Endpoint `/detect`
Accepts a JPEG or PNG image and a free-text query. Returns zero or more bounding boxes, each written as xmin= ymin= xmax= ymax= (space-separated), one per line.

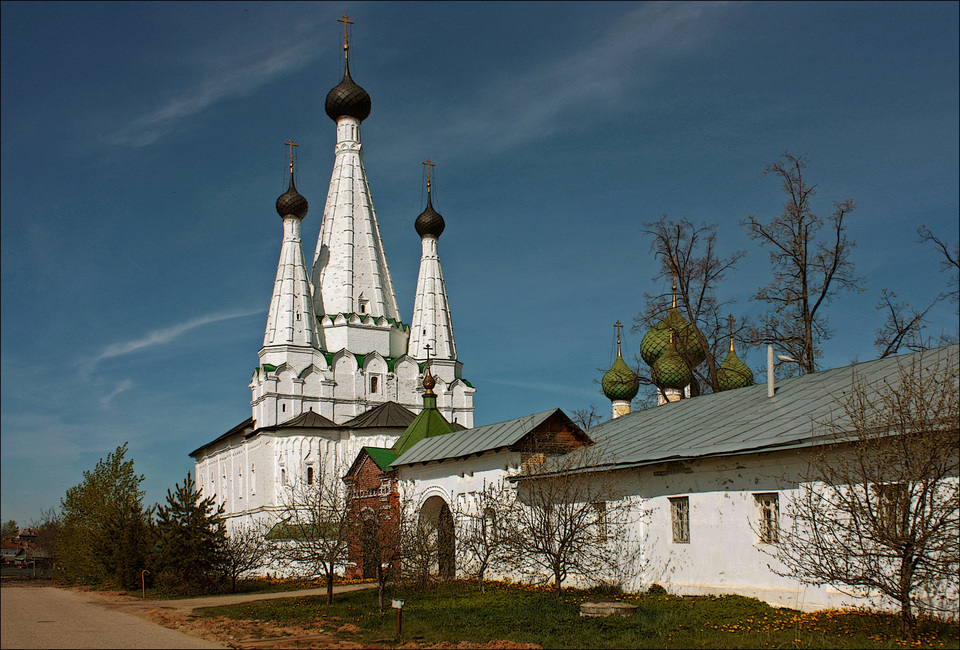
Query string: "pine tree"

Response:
xmin=152 ymin=473 xmax=227 ymax=595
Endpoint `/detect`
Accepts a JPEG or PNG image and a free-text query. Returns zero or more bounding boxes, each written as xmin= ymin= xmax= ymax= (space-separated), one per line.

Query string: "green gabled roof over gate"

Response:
xmin=390 ymin=395 xmax=456 ymax=458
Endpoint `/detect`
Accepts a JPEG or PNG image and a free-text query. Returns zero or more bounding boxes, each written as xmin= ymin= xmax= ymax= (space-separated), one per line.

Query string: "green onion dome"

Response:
xmin=717 ymin=344 xmax=754 ymax=391
xmin=640 ymin=307 xmax=706 ymax=369
xmin=602 ymin=354 xmax=640 ymax=401
xmin=651 ymin=337 xmax=693 ymax=390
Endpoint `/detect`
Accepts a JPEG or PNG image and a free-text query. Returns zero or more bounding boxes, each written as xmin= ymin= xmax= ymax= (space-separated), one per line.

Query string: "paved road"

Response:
xmin=0 ymin=582 xmax=375 ymax=649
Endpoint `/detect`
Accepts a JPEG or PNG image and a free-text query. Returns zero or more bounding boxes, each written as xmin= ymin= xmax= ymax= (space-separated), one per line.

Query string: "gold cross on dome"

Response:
xmin=284 ymin=139 xmax=298 ymax=172
xmin=338 ymin=14 xmax=353 ymax=54
xmin=615 ymin=320 xmax=623 ymax=356
xmin=423 ymin=159 xmax=435 ymax=192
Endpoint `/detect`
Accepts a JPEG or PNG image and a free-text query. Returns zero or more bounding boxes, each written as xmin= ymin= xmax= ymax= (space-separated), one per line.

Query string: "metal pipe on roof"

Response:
xmin=767 ymin=345 xmax=775 ymax=398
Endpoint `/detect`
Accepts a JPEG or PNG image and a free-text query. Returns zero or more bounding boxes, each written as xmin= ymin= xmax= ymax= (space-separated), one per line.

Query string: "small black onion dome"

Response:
xmin=415 ymin=194 xmax=445 ymax=238
xmin=276 ymin=173 xmax=309 ymax=219
xmin=325 ymin=60 xmax=371 ymax=122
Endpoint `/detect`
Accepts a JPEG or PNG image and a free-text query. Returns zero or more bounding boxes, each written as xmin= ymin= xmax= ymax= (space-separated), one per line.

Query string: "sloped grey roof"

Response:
xmin=190 ymin=417 xmax=254 ymax=458
xmin=575 ymin=344 xmax=959 ymax=472
xmin=392 ymin=409 xmax=563 ymax=468
xmin=276 ymin=409 xmax=338 ymax=429
xmin=341 ymin=401 xmax=417 ymax=429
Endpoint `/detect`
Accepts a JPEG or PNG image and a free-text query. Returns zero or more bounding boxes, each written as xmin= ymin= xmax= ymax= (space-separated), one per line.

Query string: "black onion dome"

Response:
xmin=324 ymin=60 xmax=371 ymax=122
xmin=276 ymin=173 xmax=309 ymax=220
xmin=415 ymin=194 xmax=445 ymax=238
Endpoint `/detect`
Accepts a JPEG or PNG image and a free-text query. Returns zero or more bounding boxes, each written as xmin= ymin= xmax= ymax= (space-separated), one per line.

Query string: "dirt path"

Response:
xmin=37 ymin=583 xmax=540 ymax=650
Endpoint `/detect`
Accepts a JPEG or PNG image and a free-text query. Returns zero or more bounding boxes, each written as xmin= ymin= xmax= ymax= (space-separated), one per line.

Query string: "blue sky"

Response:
xmin=2 ymin=1 xmax=957 ymax=526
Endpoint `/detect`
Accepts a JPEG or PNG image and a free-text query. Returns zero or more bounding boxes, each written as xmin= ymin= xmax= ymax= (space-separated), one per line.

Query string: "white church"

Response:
xmin=191 ymin=25 xmax=958 ymax=618
xmin=191 ymin=33 xmax=474 ymax=528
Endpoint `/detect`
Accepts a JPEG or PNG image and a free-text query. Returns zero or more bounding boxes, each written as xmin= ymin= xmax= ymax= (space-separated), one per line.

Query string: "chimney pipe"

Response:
xmin=767 ymin=344 xmax=775 ymax=398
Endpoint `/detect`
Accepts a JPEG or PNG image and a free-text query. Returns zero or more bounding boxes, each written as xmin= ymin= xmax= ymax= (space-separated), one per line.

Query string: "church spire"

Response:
xmin=409 ymin=160 xmax=457 ymax=361
xmin=313 ymin=17 xmax=404 ymax=356
xmin=263 ymin=141 xmax=320 ymax=349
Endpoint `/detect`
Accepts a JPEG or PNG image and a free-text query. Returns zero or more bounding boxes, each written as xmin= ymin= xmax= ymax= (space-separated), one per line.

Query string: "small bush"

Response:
xmin=646 ymin=583 xmax=667 ymax=596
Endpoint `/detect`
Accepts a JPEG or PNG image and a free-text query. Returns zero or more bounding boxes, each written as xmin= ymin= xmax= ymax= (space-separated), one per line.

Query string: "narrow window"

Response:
xmin=670 ymin=496 xmax=690 ymax=543
xmin=875 ymin=483 xmax=907 ymax=537
xmin=307 ymin=466 xmax=314 ymax=485
xmin=593 ymin=502 xmax=608 ymax=543
xmin=483 ymin=507 xmax=498 ymax=542
xmin=370 ymin=375 xmax=379 ymax=393
xmin=281 ymin=468 xmax=286 ymax=485
xmin=755 ymin=493 xmax=779 ymax=544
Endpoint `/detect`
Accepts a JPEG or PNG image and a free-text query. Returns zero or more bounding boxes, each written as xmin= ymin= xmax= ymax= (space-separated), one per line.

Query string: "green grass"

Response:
xmin=193 ymin=580 xmax=960 ymax=649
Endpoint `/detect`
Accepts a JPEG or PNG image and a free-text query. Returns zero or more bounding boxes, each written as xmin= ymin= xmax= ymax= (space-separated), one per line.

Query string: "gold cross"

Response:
xmin=423 ymin=159 xmax=435 ymax=192
xmin=284 ymin=139 xmax=298 ymax=172
xmin=338 ymin=14 xmax=353 ymax=54
xmin=424 ymin=343 xmax=433 ymax=363
xmin=615 ymin=320 xmax=623 ymax=356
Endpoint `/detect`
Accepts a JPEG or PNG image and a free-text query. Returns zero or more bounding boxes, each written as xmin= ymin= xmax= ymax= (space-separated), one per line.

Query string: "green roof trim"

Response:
xmin=365 ymin=447 xmax=398 ymax=472
xmin=262 ymin=363 xmax=277 ymax=372
xmin=266 ymin=521 xmax=342 ymax=540
xmin=390 ymin=395 xmax=455 ymax=458
xmin=462 ymin=379 xmax=473 ymax=388
xmin=323 ymin=352 xmax=334 ymax=365
xmin=387 ymin=357 xmax=399 ymax=372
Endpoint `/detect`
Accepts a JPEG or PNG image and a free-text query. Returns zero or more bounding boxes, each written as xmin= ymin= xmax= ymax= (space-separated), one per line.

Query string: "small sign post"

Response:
xmin=392 ymin=599 xmax=404 ymax=637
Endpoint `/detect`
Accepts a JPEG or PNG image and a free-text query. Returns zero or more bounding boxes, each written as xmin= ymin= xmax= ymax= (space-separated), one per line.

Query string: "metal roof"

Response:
xmin=340 ymin=401 xmax=417 ymax=429
xmin=575 ymin=344 xmax=959 ymax=472
xmin=275 ymin=409 xmax=338 ymax=429
xmin=391 ymin=409 xmax=564 ymax=468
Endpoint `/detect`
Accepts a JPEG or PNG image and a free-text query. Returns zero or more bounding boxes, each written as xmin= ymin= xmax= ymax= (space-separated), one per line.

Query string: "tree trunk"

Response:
xmin=899 ymin=585 xmax=915 ymax=641
xmin=326 ymin=570 xmax=334 ymax=605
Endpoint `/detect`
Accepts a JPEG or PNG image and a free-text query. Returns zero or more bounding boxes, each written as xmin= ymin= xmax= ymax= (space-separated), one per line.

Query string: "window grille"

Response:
xmin=593 ymin=502 xmax=608 ymax=543
xmin=874 ymin=483 xmax=907 ymax=537
xmin=755 ymin=493 xmax=779 ymax=544
xmin=670 ymin=496 xmax=690 ymax=543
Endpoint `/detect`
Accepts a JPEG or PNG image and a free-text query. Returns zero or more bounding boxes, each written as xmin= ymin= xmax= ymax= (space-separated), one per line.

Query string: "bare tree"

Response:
xmin=634 ymin=216 xmax=746 ymax=395
xmin=502 ymin=447 xmax=642 ymax=596
xmin=221 ymin=521 xmax=270 ymax=592
xmin=743 ymin=153 xmax=862 ymax=374
xmin=570 ymin=405 xmax=604 ymax=431
xmin=873 ymin=290 xmax=945 ymax=359
xmin=269 ymin=462 xmax=353 ymax=605
xmin=29 ymin=508 xmax=61 ymax=572
xmin=917 ymin=225 xmax=959 ymax=311
xmin=453 ymin=479 xmax=516 ymax=593
xmin=774 ymin=349 xmax=959 ymax=641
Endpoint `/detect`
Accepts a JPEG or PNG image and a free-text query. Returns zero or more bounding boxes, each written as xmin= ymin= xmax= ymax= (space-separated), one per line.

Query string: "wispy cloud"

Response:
xmin=91 ymin=308 xmax=262 ymax=366
xmin=100 ymin=379 xmax=133 ymax=407
xmin=108 ymin=39 xmax=317 ymax=147
xmin=424 ymin=2 xmax=736 ymax=157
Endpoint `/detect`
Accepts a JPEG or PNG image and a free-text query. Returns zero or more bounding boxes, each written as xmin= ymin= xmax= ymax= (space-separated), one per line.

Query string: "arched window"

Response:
xmin=370 ymin=375 xmax=379 ymax=393
xmin=307 ymin=466 xmax=315 ymax=485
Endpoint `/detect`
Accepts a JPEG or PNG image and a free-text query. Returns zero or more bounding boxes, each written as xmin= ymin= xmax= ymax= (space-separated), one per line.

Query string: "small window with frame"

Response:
xmin=755 ymin=493 xmax=779 ymax=544
xmin=669 ymin=496 xmax=690 ymax=544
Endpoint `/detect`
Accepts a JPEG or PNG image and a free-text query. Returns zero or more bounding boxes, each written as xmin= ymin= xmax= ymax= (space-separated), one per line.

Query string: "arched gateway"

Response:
xmin=419 ymin=495 xmax=455 ymax=580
